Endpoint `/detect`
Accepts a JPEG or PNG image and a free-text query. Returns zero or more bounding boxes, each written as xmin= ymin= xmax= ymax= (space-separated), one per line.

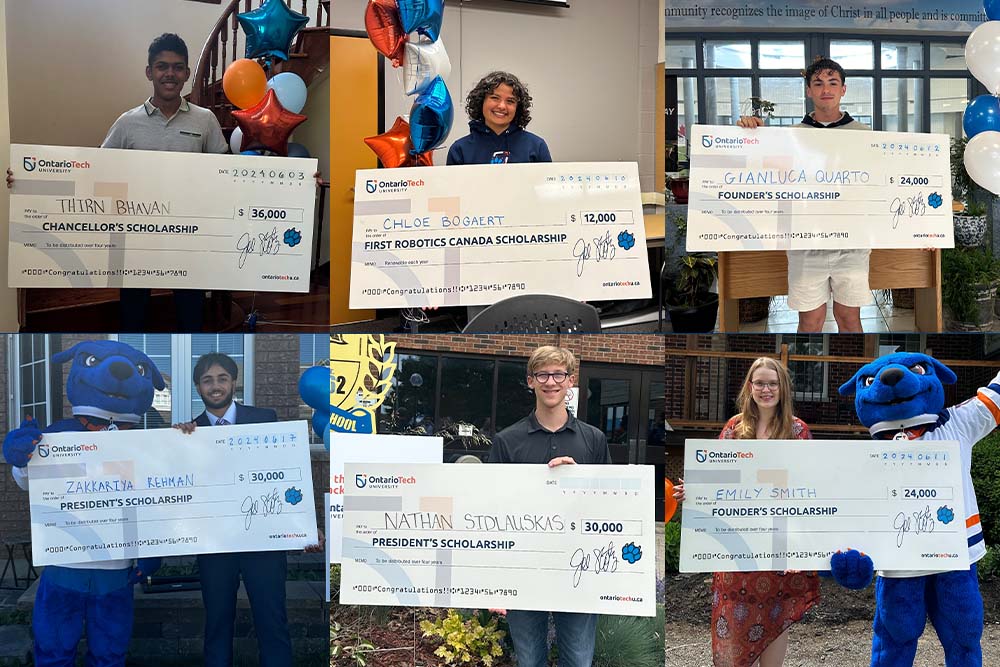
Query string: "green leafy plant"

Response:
xmin=330 ymin=620 xmax=375 ymax=667
xmin=420 ymin=609 xmax=506 ymax=666
xmin=664 ymin=520 xmax=681 ymax=574
xmin=967 ymin=200 xmax=989 ymax=217
xmin=952 ymin=136 xmax=973 ymax=202
xmin=972 ymin=430 xmax=1000 ymax=551
xmin=978 ymin=546 xmax=1000 ymax=581
xmin=591 ymin=606 xmax=666 ymax=667
xmin=666 ymin=215 xmax=718 ymax=308
xmin=942 ymin=247 xmax=1000 ymax=325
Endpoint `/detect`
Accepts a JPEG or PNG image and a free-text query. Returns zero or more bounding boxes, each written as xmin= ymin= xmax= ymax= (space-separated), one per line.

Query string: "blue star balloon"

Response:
xmin=238 ymin=0 xmax=309 ymax=61
xmin=409 ymin=76 xmax=453 ymax=154
xmin=397 ymin=0 xmax=444 ymax=42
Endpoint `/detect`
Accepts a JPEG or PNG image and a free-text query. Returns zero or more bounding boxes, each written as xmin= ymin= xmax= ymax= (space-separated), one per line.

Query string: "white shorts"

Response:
xmin=786 ymin=249 xmax=872 ymax=311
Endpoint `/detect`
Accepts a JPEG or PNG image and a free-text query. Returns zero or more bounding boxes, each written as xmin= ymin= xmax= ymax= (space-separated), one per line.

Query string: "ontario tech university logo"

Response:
xmin=355 ymin=474 xmax=367 ymax=489
xmin=23 ymin=157 xmax=36 ymax=172
xmin=695 ymin=449 xmax=754 ymax=464
xmin=366 ymin=179 xmax=377 ymax=194
xmin=695 ymin=449 xmax=708 ymax=463
xmin=701 ymin=135 xmax=713 ymax=149
xmin=37 ymin=444 xmax=49 ymax=458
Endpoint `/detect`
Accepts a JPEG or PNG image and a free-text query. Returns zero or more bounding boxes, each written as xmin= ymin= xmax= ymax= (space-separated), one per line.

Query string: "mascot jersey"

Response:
xmin=867 ymin=384 xmax=998 ymax=575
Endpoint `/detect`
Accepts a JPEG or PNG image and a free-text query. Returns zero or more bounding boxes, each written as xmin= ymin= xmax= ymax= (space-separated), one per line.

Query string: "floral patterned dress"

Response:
xmin=711 ymin=415 xmax=821 ymax=667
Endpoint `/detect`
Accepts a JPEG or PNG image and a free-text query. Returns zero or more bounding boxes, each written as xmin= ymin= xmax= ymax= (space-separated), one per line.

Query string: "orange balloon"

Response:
xmin=664 ymin=479 xmax=677 ymax=523
xmin=223 ymin=58 xmax=267 ymax=109
xmin=364 ymin=116 xmax=413 ymax=168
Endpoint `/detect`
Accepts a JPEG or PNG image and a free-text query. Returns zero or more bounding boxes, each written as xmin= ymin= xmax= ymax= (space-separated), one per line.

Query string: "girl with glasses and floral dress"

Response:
xmin=673 ymin=357 xmax=819 ymax=667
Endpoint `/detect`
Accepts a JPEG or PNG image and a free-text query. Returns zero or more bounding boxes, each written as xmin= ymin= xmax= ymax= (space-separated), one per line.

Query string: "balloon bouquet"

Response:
xmin=962 ymin=2 xmax=1000 ymax=195
xmin=363 ymin=0 xmax=454 ymax=167
xmin=222 ymin=0 xmax=313 ymax=158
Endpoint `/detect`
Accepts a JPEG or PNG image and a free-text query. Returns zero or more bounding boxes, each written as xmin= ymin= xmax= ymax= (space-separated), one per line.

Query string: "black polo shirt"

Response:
xmin=489 ymin=411 xmax=612 ymax=464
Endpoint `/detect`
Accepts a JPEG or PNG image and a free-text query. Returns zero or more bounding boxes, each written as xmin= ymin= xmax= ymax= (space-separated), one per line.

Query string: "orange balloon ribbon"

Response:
xmin=365 ymin=0 xmax=407 ymax=66
xmin=664 ymin=478 xmax=677 ymax=523
xmin=232 ymin=89 xmax=307 ymax=156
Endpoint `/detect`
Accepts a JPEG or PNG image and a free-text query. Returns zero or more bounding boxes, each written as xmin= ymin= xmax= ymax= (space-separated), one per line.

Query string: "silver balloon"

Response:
xmin=964 ymin=130 xmax=1000 ymax=195
xmin=402 ymin=38 xmax=452 ymax=96
xmin=966 ymin=21 xmax=1000 ymax=95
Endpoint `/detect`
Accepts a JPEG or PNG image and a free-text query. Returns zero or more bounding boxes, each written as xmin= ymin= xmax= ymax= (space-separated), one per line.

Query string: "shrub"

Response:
xmin=978 ymin=545 xmax=1000 ymax=581
xmin=420 ymin=609 xmax=505 ymax=666
xmin=664 ymin=520 xmax=681 ymax=574
xmin=972 ymin=431 xmax=1000 ymax=547
xmin=592 ymin=606 xmax=665 ymax=667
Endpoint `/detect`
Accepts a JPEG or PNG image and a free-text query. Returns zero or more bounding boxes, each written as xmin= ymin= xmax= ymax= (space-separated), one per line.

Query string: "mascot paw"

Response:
xmin=129 ymin=557 xmax=162 ymax=586
xmin=830 ymin=548 xmax=874 ymax=590
xmin=2 ymin=416 xmax=42 ymax=468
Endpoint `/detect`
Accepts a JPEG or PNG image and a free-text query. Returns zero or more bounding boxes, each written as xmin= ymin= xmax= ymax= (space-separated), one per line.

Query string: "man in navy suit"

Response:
xmin=175 ymin=352 xmax=291 ymax=667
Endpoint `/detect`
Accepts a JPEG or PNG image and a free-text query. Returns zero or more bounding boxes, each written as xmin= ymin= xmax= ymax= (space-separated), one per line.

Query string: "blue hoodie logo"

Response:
xmin=490 ymin=151 xmax=510 ymax=164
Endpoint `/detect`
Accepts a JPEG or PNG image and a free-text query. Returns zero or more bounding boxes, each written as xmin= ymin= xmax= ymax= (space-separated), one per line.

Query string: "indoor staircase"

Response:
xmin=189 ymin=0 xmax=331 ymax=133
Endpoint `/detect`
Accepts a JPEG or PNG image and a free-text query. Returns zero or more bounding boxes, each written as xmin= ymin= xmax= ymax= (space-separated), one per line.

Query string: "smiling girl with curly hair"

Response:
xmin=446 ymin=71 xmax=551 ymax=165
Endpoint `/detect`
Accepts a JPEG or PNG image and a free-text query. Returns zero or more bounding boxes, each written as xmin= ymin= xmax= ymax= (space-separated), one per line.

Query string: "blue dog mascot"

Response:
xmin=834 ymin=352 xmax=998 ymax=667
xmin=3 ymin=340 xmax=166 ymax=667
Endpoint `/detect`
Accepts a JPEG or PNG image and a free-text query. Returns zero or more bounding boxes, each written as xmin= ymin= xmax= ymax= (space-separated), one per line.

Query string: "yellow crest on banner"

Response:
xmin=329 ymin=334 xmax=396 ymax=434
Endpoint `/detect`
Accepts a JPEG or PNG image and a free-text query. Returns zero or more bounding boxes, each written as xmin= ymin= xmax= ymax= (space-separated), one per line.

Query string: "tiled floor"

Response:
xmin=735 ymin=292 xmax=917 ymax=333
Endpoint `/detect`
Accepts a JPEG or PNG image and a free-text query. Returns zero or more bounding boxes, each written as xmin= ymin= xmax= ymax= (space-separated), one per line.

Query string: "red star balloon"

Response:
xmin=365 ymin=0 xmax=407 ymax=66
xmin=232 ymin=89 xmax=307 ymax=156
xmin=364 ymin=116 xmax=413 ymax=168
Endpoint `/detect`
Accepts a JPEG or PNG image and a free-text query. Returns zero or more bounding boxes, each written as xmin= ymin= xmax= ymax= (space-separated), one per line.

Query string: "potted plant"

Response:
xmin=664 ymin=216 xmax=719 ymax=332
xmin=951 ymin=136 xmax=993 ymax=248
xmin=942 ymin=246 xmax=999 ymax=331
xmin=666 ymin=168 xmax=689 ymax=204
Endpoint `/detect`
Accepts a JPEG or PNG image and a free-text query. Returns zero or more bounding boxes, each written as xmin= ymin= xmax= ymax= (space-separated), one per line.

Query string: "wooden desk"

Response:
xmin=717 ymin=249 xmax=942 ymax=332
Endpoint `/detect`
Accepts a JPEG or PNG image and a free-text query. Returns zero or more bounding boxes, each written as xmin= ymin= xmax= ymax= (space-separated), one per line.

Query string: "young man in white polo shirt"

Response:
xmin=738 ymin=57 xmax=871 ymax=333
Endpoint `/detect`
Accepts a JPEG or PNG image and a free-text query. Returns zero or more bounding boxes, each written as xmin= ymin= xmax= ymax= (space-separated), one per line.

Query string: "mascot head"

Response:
xmin=838 ymin=352 xmax=956 ymax=428
xmin=52 ymin=340 xmax=165 ymax=423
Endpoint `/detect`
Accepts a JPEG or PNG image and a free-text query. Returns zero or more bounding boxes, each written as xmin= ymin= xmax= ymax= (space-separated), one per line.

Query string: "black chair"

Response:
xmin=462 ymin=295 xmax=601 ymax=333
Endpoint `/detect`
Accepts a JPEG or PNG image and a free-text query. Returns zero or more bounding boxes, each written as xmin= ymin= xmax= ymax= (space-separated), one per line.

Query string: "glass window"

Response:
xmin=18 ymin=334 xmax=52 ymax=428
xmin=931 ymin=78 xmax=967 ymax=139
xmin=930 ymin=43 xmax=967 ymax=70
xmin=782 ymin=335 xmax=828 ymax=401
xmin=881 ymin=78 xmax=923 ymax=132
xmin=585 ymin=378 xmax=631 ymax=444
xmin=704 ymin=40 xmax=751 ymax=69
xmin=496 ymin=360 xmax=533 ymax=433
xmin=439 ymin=357 xmax=494 ymax=435
xmin=759 ymin=41 xmax=805 ymax=69
xmin=675 ymin=76 xmax=698 ymax=163
xmin=830 ymin=40 xmax=874 ymax=69
xmin=877 ymin=334 xmax=923 ymax=354
xmin=119 ymin=334 xmax=173 ymax=429
xmin=378 ymin=353 xmax=438 ymax=435
xmin=645 ymin=380 xmax=666 ymax=451
xmin=666 ymin=40 xmax=697 ymax=69
xmin=839 ymin=76 xmax=873 ymax=126
xmin=189 ymin=335 xmax=245 ymax=421
xmin=706 ymin=77 xmax=751 ymax=125
xmin=881 ymin=42 xmax=923 ymax=70
xmin=760 ymin=78 xmax=805 ymax=125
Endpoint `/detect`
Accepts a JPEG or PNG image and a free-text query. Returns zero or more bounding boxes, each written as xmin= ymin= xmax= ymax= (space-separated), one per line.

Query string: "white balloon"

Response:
xmin=964 ymin=130 xmax=1000 ymax=195
xmin=229 ymin=126 xmax=243 ymax=154
xmin=966 ymin=21 xmax=1000 ymax=95
xmin=402 ymin=38 xmax=451 ymax=96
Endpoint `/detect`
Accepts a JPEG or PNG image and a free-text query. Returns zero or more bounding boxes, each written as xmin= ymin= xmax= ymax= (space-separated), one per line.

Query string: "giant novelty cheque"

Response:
xmin=350 ymin=162 xmax=652 ymax=308
xmin=685 ymin=125 xmax=954 ymax=251
xmin=339 ymin=463 xmax=657 ymax=616
xmin=28 ymin=422 xmax=317 ymax=566
xmin=679 ymin=439 xmax=969 ymax=572
xmin=8 ymin=144 xmax=318 ymax=291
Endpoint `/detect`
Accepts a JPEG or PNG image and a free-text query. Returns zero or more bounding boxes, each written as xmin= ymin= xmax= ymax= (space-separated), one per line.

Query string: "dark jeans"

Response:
xmin=119 ymin=288 xmax=203 ymax=332
xmin=505 ymin=610 xmax=598 ymax=667
xmin=198 ymin=551 xmax=291 ymax=667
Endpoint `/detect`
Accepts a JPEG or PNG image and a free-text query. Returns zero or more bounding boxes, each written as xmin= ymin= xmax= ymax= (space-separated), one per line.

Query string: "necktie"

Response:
xmin=216 ymin=418 xmax=229 ymax=426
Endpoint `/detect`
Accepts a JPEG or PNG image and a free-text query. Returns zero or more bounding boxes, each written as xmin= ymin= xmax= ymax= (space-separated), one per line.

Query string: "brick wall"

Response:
xmin=389 ymin=334 xmax=664 ymax=366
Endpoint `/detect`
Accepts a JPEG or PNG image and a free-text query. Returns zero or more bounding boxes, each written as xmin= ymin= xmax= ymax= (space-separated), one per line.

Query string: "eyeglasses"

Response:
xmin=531 ymin=371 xmax=569 ymax=384
xmin=751 ymin=381 xmax=779 ymax=391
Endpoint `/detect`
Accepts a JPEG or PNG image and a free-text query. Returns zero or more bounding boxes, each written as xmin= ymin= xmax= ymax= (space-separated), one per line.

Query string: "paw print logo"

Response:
xmin=284 ymin=487 xmax=303 ymax=505
xmin=617 ymin=230 xmax=635 ymax=251
xmin=283 ymin=228 xmax=302 ymax=247
xmin=928 ymin=192 xmax=943 ymax=209
xmin=937 ymin=505 xmax=954 ymax=524
xmin=622 ymin=542 xmax=642 ymax=564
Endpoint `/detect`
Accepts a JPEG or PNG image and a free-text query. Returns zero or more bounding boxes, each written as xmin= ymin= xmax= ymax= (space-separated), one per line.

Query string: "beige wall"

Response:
xmin=295 ymin=71 xmax=331 ymax=265
xmin=333 ymin=0 xmax=660 ymax=191
xmin=6 ymin=0 xmax=223 ymax=146
xmin=0 ymin=0 xmax=16 ymax=329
